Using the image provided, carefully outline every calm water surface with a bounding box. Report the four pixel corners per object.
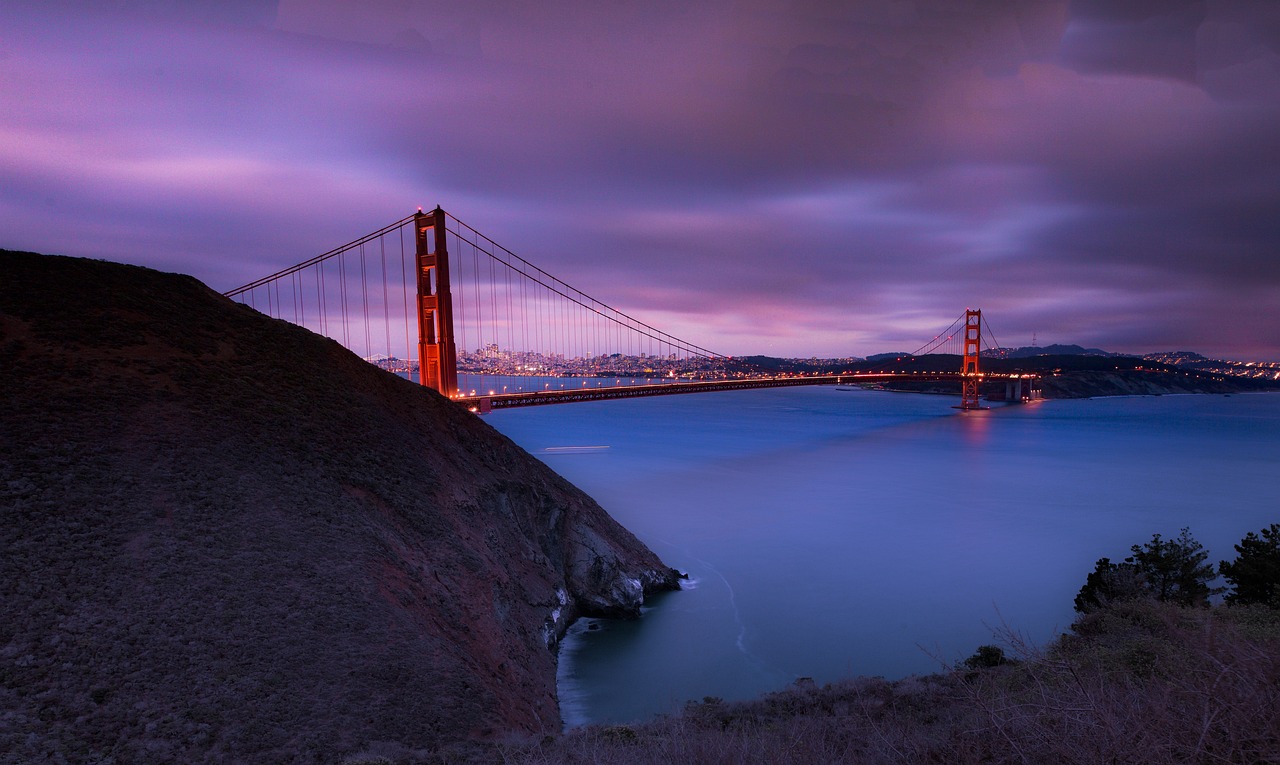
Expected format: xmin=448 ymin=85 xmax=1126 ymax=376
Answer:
xmin=485 ymin=387 xmax=1280 ymax=726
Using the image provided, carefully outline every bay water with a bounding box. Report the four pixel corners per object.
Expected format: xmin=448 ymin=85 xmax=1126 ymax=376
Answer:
xmin=485 ymin=386 xmax=1280 ymax=726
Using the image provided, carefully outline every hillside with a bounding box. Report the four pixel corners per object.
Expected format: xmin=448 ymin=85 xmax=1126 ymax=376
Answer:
xmin=847 ymin=354 xmax=1278 ymax=399
xmin=502 ymin=600 xmax=1280 ymax=764
xmin=0 ymin=250 xmax=679 ymax=764
xmin=998 ymin=355 xmax=1279 ymax=398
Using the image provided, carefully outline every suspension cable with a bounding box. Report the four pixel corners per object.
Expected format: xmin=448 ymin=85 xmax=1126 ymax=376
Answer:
xmin=445 ymin=211 xmax=726 ymax=359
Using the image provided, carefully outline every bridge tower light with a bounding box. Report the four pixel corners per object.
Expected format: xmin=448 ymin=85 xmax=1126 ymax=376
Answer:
xmin=413 ymin=206 xmax=459 ymax=398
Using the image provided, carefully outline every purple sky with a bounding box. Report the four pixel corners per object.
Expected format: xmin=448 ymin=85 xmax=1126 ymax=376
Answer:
xmin=3 ymin=1 xmax=1279 ymax=359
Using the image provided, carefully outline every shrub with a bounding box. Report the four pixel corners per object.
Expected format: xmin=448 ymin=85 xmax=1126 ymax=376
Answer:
xmin=1074 ymin=557 xmax=1147 ymax=612
xmin=963 ymin=645 xmax=1012 ymax=669
xmin=1130 ymin=528 xmax=1217 ymax=605
xmin=1075 ymin=528 xmax=1217 ymax=612
xmin=1220 ymin=523 xmax=1280 ymax=607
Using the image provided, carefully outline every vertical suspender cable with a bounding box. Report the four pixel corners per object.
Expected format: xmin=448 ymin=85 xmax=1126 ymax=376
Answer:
xmin=380 ymin=236 xmax=391 ymax=363
xmin=520 ymin=266 xmax=529 ymax=362
xmin=488 ymin=249 xmax=498 ymax=373
xmin=360 ymin=242 xmax=371 ymax=360
xmin=454 ymin=231 xmax=467 ymax=380
xmin=472 ymin=237 xmax=482 ymax=371
xmin=534 ymin=281 xmax=543 ymax=359
xmin=505 ymin=258 xmax=514 ymax=360
xmin=338 ymin=250 xmax=350 ymax=348
xmin=400 ymin=224 xmax=412 ymax=377
xmin=318 ymin=261 xmax=327 ymax=337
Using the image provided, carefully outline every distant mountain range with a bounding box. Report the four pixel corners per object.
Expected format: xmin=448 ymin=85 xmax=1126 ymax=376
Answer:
xmin=982 ymin=346 xmax=1278 ymax=382
xmin=751 ymin=343 xmax=1279 ymax=386
xmin=988 ymin=343 xmax=1122 ymax=358
xmin=860 ymin=344 xmax=1127 ymax=364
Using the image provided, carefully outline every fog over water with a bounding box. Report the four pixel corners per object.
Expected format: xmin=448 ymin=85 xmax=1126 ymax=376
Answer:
xmin=486 ymin=387 xmax=1280 ymax=727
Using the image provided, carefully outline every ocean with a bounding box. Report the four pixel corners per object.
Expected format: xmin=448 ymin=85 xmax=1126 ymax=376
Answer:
xmin=485 ymin=386 xmax=1280 ymax=726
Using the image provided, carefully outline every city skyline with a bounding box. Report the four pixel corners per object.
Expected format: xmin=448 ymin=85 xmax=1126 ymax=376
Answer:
xmin=3 ymin=1 xmax=1279 ymax=360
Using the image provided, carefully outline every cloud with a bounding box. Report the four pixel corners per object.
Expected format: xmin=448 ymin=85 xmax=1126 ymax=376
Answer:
xmin=2 ymin=0 xmax=1279 ymax=358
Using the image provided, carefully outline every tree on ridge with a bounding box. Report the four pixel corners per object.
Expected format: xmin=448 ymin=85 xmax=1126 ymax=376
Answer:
xmin=1220 ymin=523 xmax=1280 ymax=607
xmin=1075 ymin=528 xmax=1217 ymax=612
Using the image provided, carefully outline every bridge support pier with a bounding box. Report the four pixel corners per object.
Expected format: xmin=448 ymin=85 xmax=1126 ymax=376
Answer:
xmin=414 ymin=207 xmax=459 ymax=398
xmin=1004 ymin=375 xmax=1041 ymax=403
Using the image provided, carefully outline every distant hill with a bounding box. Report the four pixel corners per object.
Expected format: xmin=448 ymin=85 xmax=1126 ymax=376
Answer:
xmin=776 ymin=351 xmax=1279 ymax=398
xmin=994 ymin=344 xmax=1123 ymax=358
xmin=732 ymin=354 xmax=795 ymax=371
xmin=1145 ymin=350 xmax=1208 ymax=363
xmin=0 ymin=250 xmax=678 ymax=764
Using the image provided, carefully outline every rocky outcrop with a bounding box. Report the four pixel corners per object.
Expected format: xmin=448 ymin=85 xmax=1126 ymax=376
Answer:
xmin=0 ymin=250 xmax=679 ymax=764
xmin=565 ymin=523 xmax=680 ymax=619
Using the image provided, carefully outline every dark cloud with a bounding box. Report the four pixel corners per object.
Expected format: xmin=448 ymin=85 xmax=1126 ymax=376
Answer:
xmin=2 ymin=0 xmax=1279 ymax=358
xmin=19 ymin=0 xmax=279 ymax=30
xmin=1061 ymin=0 xmax=1205 ymax=80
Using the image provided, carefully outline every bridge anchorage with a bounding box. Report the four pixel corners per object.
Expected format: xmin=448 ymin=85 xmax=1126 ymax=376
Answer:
xmin=225 ymin=207 xmax=1036 ymax=410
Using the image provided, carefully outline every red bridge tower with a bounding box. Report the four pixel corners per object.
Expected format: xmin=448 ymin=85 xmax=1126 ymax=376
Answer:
xmin=414 ymin=207 xmax=459 ymax=398
xmin=959 ymin=308 xmax=983 ymax=410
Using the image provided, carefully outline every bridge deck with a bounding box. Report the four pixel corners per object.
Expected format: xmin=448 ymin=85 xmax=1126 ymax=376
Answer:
xmin=457 ymin=372 xmax=1026 ymax=409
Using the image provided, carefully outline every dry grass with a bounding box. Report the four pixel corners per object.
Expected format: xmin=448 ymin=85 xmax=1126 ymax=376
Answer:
xmin=492 ymin=601 xmax=1280 ymax=765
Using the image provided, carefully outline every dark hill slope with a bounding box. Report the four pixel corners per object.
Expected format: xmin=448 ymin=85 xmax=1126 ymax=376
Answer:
xmin=0 ymin=250 xmax=678 ymax=764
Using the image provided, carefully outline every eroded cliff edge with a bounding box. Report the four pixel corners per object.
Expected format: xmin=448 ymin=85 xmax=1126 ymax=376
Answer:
xmin=0 ymin=250 xmax=679 ymax=764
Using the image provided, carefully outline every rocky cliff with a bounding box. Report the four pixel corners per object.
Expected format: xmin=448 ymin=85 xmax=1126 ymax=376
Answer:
xmin=0 ymin=250 xmax=679 ymax=764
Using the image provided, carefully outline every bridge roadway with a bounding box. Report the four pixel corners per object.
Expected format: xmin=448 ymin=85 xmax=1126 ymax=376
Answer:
xmin=457 ymin=371 xmax=1028 ymax=410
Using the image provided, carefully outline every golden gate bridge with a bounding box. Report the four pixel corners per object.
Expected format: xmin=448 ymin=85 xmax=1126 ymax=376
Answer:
xmin=224 ymin=208 xmax=1036 ymax=411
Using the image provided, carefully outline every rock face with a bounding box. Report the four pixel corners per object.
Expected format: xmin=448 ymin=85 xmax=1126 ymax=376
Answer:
xmin=0 ymin=250 xmax=679 ymax=764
